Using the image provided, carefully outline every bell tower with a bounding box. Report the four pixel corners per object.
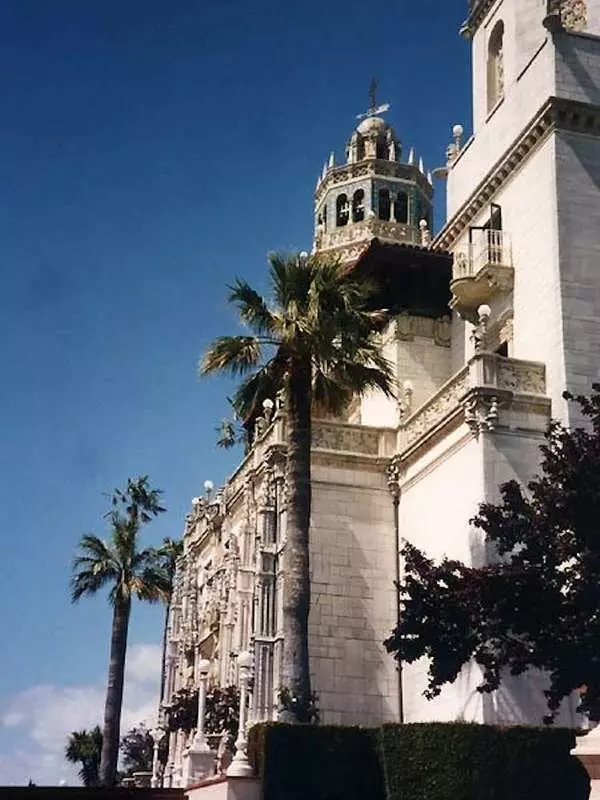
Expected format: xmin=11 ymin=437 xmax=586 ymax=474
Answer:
xmin=313 ymin=84 xmax=434 ymax=264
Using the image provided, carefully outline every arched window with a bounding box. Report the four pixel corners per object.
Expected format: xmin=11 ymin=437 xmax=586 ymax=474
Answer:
xmin=378 ymin=189 xmax=391 ymax=221
xmin=352 ymin=189 xmax=365 ymax=222
xmin=336 ymin=194 xmax=349 ymax=227
xmin=376 ymin=140 xmax=387 ymax=160
xmin=394 ymin=191 xmax=408 ymax=224
xmin=323 ymin=204 xmax=327 ymax=230
xmin=487 ymin=20 xmax=505 ymax=113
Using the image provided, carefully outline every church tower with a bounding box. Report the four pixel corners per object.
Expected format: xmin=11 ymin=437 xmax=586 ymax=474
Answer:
xmin=313 ymin=87 xmax=434 ymax=264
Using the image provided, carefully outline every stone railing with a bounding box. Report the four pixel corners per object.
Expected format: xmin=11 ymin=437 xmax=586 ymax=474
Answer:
xmin=222 ymin=411 xmax=396 ymax=502
xmin=320 ymin=217 xmax=420 ymax=251
xmin=398 ymin=353 xmax=546 ymax=453
xmin=453 ymin=230 xmax=512 ymax=280
xmin=312 ymin=420 xmax=395 ymax=457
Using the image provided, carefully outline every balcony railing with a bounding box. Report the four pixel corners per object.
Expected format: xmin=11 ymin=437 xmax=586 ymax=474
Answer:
xmin=397 ymin=352 xmax=547 ymax=455
xmin=451 ymin=229 xmax=514 ymax=314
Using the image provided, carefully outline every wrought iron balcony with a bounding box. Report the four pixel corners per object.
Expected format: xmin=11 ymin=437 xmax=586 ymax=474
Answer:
xmin=450 ymin=229 xmax=514 ymax=316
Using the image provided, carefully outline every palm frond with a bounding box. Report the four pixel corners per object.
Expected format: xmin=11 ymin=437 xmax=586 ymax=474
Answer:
xmin=228 ymin=279 xmax=277 ymax=337
xmin=200 ymin=336 xmax=263 ymax=377
xmin=268 ymin=252 xmax=314 ymax=312
xmin=312 ymin=370 xmax=354 ymax=417
xmin=70 ymin=567 xmax=116 ymax=603
xmin=130 ymin=565 xmax=171 ymax=603
xmin=229 ymin=352 xmax=287 ymax=422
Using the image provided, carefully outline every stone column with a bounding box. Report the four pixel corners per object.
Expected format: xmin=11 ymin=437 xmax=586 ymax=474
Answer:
xmin=150 ymin=726 xmax=166 ymax=788
xmin=183 ymin=658 xmax=215 ymax=786
xmin=227 ymin=650 xmax=254 ymax=777
xmin=164 ymin=730 xmax=177 ymax=787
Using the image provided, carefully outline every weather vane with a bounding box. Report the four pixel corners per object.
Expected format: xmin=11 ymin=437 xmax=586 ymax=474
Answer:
xmin=356 ymin=78 xmax=390 ymax=120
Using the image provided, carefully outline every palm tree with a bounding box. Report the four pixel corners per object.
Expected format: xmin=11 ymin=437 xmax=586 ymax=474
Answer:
xmin=201 ymin=252 xmax=394 ymax=721
xmin=71 ymin=476 xmax=169 ymax=787
xmin=158 ymin=536 xmax=183 ymax=708
xmin=65 ymin=726 xmax=103 ymax=786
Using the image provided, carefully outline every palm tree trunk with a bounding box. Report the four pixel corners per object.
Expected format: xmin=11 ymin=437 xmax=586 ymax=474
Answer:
xmin=281 ymin=359 xmax=312 ymax=722
xmin=159 ymin=599 xmax=170 ymax=707
xmin=99 ymin=596 xmax=131 ymax=786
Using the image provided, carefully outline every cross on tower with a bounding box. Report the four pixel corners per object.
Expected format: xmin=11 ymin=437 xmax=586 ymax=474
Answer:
xmin=356 ymin=78 xmax=391 ymax=120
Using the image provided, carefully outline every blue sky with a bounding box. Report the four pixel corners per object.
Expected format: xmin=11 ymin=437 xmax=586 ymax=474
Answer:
xmin=0 ymin=0 xmax=471 ymax=784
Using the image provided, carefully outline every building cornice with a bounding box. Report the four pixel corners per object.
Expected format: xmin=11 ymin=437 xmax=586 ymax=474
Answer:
xmin=460 ymin=0 xmax=497 ymax=39
xmin=434 ymin=96 xmax=600 ymax=251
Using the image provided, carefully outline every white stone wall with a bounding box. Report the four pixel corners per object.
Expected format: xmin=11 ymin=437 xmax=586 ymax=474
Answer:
xmin=460 ymin=136 xmax=568 ymax=420
xmin=449 ymin=5 xmax=554 ymax=216
xmin=555 ymin=130 xmax=600 ymax=411
xmin=360 ymin=316 xmax=453 ymax=428
xmin=555 ymin=29 xmax=600 ymax=105
xmin=400 ymin=428 xmax=487 ymax=722
xmin=309 ymin=458 xmax=399 ymax=726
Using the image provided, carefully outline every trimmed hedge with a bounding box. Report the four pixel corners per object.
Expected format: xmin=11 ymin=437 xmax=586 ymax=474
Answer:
xmin=248 ymin=722 xmax=590 ymax=800
xmin=379 ymin=723 xmax=589 ymax=800
xmin=247 ymin=723 xmax=384 ymax=800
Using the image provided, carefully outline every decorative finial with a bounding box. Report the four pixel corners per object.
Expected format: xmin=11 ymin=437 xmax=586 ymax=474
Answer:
xmin=408 ymin=147 xmax=415 ymax=165
xmin=356 ymin=77 xmax=391 ymax=120
xmin=328 ymin=152 xmax=335 ymax=168
xmin=419 ymin=156 xmax=425 ymax=174
xmin=419 ymin=219 xmax=431 ymax=247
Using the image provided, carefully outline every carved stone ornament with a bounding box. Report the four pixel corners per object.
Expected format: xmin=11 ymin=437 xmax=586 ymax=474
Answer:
xmin=394 ymin=313 xmax=452 ymax=347
xmin=386 ymin=459 xmax=401 ymax=498
xmin=497 ymin=361 xmax=545 ymax=396
xmin=463 ymin=394 xmax=500 ymax=437
xmin=401 ymin=368 xmax=470 ymax=449
xmin=556 ymin=0 xmax=587 ymax=31
xmin=312 ymin=422 xmax=379 ymax=455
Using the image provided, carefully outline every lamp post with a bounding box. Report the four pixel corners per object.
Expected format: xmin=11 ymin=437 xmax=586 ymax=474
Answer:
xmin=150 ymin=726 xmax=166 ymax=788
xmin=192 ymin=658 xmax=212 ymax=751
xmin=227 ymin=650 xmax=254 ymax=777
xmin=182 ymin=657 xmax=214 ymax=786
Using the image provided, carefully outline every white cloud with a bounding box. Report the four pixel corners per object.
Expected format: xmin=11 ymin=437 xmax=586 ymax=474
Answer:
xmin=0 ymin=643 xmax=162 ymax=786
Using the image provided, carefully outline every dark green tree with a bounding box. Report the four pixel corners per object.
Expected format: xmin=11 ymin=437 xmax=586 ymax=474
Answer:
xmin=65 ymin=726 xmax=103 ymax=786
xmin=385 ymin=386 xmax=600 ymax=722
xmin=201 ymin=252 xmax=394 ymax=721
xmin=120 ymin=724 xmax=168 ymax=777
xmin=71 ymin=476 xmax=169 ymax=786
xmin=167 ymin=685 xmax=240 ymax=738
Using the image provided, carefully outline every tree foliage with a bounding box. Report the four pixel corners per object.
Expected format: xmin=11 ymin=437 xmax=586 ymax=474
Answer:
xmin=167 ymin=685 xmax=240 ymax=737
xmin=65 ymin=726 xmax=103 ymax=786
xmin=70 ymin=476 xmax=168 ymax=786
xmin=200 ymin=252 xmax=394 ymax=433
xmin=385 ymin=386 xmax=600 ymax=722
xmin=120 ymin=724 xmax=167 ymax=777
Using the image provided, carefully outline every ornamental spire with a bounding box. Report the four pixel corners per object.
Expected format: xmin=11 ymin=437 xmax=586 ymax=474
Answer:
xmin=356 ymin=78 xmax=390 ymax=121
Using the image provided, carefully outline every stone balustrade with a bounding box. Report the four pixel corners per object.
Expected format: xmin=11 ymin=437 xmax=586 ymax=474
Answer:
xmin=398 ymin=352 xmax=547 ymax=454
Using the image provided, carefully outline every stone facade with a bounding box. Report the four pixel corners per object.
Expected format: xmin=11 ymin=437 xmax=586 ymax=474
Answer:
xmin=158 ymin=3 xmax=600 ymax=785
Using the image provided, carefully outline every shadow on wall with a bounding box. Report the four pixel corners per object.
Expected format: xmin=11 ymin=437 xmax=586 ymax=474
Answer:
xmin=309 ymin=485 xmax=397 ymax=727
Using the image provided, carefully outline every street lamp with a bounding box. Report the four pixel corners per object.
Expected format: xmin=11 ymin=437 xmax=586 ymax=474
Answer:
xmin=227 ymin=650 xmax=254 ymax=777
xmin=192 ymin=658 xmax=212 ymax=751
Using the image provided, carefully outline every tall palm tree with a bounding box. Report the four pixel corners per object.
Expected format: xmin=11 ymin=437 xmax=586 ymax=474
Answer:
xmin=158 ymin=536 xmax=183 ymax=708
xmin=201 ymin=252 xmax=394 ymax=721
xmin=71 ymin=476 xmax=169 ymax=787
xmin=65 ymin=726 xmax=103 ymax=786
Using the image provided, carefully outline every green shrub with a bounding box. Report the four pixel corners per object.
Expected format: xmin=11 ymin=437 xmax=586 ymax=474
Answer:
xmin=248 ymin=722 xmax=589 ymax=800
xmin=380 ymin=723 xmax=589 ymax=800
xmin=247 ymin=723 xmax=385 ymax=800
